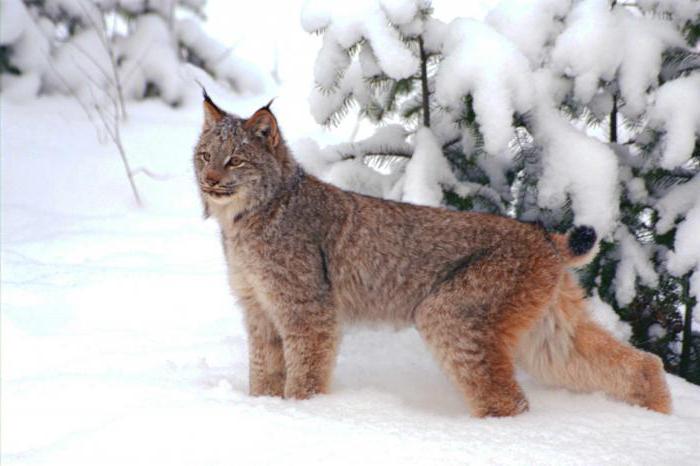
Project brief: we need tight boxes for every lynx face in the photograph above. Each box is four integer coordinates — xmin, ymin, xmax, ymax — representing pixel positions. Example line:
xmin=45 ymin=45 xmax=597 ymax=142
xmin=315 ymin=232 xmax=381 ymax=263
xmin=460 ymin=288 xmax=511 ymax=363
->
xmin=193 ymin=94 xmax=286 ymax=217
xmin=194 ymin=118 xmax=266 ymax=206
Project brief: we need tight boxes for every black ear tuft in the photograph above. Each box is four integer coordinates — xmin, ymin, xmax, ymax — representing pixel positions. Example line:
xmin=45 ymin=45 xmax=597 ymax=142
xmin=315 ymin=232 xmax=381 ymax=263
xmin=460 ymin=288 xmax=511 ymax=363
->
xmin=568 ymin=225 xmax=597 ymax=256
xmin=197 ymin=81 xmax=225 ymax=129
xmin=262 ymin=98 xmax=275 ymax=111
xmin=202 ymin=88 xmax=214 ymax=107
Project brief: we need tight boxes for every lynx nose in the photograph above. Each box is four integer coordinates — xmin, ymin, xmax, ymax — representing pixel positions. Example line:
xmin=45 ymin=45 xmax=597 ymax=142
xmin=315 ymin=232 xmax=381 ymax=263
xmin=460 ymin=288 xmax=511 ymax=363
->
xmin=204 ymin=170 xmax=222 ymax=187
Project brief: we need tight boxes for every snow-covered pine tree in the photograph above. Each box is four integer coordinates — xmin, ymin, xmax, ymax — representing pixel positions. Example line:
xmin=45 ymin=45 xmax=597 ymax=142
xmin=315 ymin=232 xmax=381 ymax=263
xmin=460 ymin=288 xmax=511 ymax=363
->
xmin=301 ymin=0 xmax=700 ymax=384
xmin=0 ymin=0 xmax=266 ymax=104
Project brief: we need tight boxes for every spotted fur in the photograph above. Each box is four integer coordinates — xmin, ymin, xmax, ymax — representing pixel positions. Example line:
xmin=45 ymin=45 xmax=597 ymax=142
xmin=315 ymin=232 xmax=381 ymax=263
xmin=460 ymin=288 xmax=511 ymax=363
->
xmin=193 ymin=97 xmax=671 ymax=417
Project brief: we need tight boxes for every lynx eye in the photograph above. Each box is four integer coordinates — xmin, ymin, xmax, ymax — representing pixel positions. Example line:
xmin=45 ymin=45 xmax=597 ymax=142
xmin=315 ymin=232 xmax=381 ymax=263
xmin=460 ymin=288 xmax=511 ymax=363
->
xmin=226 ymin=157 xmax=246 ymax=169
xmin=199 ymin=152 xmax=211 ymax=163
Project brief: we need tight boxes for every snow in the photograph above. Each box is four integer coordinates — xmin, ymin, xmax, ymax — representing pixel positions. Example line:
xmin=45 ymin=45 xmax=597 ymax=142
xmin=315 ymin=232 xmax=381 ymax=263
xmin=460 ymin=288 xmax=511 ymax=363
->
xmin=0 ymin=0 xmax=28 ymax=45
xmin=531 ymin=73 xmax=620 ymax=238
xmin=435 ymin=18 xmax=534 ymax=156
xmin=667 ymin=203 xmax=700 ymax=286
xmin=0 ymin=0 xmax=269 ymax=105
xmin=293 ymin=123 xmax=504 ymax=207
xmin=550 ymin=0 xmax=684 ymax=116
xmin=46 ymin=29 xmax=114 ymax=103
xmin=0 ymin=72 xmax=42 ymax=103
xmin=655 ymin=176 xmax=700 ymax=234
xmin=638 ymin=0 xmax=700 ymax=24
xmin=587 ymin=90 xmax=615 ymax=121
xmin=176 ymin=17 xmax=269 ymax=95
xmin=551 ymin=0 xmax=623 ymax=104
xmin=118 ymin=14 xmax=184 ymax=104
xmin=486 ymin=0 xmax=570 ymax=67
xmin=402 ymin=127 xmax=456 ymax=206
xmin=589 ymin=292 xmax=632 ymax=342
xmin=324 ymin=158 xmax=399 ymax=198
xmin=5 ymin=14 xmax=52 ymax=80
xmin=348 ymin=123 xmax=413 ymax=157
xmin=292 ymin=125 xmax=407 ymax=198
xmin=358 ymin=42 xmax=382 ymax=79
xmin=379 ymin=0 xmax=422 ymax=26
xmin=616 ymin=15 xmax=685 ymax=117
xmin=421 ymin=17 xmax=448 ymax=54
xmin=311 ymin=30 xmax=352 ymax=90
xmin=309 ymin=60 xmax=367 ymax=125
xmin=302 ymin=0 xmax=420 ymax=85
xmin=44 ymin=0 xmax=101 ymax=25
xmin=665 ymin=201 xmax=700 ymax=329
xmin=300 ymin=0 xmax=333 ymax=32
xmin=3 ymin=92 xmax=700 ymax=466
xmin=613 ymin=227 xmax=659 ymax=307
xmin=648 ymin=74 xmax=700 ymax=170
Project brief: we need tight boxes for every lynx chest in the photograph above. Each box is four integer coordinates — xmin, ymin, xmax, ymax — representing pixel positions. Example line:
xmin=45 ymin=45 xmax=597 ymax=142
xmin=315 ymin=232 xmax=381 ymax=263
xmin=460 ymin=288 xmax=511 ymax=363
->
xmin=221 ymin=224 xmax=329 ymax=313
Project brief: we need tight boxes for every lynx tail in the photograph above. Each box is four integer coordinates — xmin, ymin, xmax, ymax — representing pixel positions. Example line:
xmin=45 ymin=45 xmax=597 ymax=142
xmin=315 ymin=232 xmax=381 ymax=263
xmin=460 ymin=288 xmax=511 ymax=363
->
xmin=553 ymin=225 xmax=598 ymax=267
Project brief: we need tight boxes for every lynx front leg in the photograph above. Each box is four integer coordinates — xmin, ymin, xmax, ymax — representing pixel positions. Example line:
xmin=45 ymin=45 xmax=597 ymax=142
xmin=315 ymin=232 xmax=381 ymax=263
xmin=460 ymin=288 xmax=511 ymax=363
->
xmin=277 ymin=309 xmax=339 ymax=400
xmin=244 ymin=303 xmax=286 ymax=397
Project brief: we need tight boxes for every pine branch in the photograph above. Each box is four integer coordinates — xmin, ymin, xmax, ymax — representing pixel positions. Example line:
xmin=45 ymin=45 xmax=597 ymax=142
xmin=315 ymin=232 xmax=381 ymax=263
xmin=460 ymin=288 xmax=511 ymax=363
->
xmin=76 ymin=0 xmax=127 ymax=120
xmin=339 ymin=146 xmax=413 ymax=160
xmin=660 ymin=47 xmax=700 ymax=83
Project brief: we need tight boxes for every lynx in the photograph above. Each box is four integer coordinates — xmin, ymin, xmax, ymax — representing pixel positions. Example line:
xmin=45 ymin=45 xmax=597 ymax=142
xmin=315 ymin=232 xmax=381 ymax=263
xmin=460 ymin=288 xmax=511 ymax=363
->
xmin=193 ymin=92 xmax=671 ymax=417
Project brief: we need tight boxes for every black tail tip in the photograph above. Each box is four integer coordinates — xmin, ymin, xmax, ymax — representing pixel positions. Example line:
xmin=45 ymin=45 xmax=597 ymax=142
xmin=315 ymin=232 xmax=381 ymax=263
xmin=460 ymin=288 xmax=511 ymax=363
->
xmin=568 ymin=225 xmax=597 ymax=256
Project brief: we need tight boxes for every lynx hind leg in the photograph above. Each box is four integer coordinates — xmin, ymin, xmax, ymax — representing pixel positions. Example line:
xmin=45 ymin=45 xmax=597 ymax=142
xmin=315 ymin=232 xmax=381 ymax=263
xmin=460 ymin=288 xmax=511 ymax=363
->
xmin=244 ymin=304 xmax=286 ymax=397
xmin=414 ymin=288 xmax=531 ymax=418
xmin=517 ymin=274 xmax=672 ymax=414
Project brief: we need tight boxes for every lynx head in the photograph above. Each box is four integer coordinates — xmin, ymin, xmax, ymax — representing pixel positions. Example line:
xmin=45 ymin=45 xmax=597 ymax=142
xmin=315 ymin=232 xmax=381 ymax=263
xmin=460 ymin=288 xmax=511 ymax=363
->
xmin=193 ymin=91 xmax=296 ymax=219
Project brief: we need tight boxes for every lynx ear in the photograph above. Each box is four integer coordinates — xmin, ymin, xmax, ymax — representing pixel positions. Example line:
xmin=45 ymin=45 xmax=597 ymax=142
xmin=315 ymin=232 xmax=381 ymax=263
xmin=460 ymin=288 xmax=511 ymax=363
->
xmin=202 ymin=87 xmax=225 ymax=130
xmin=243 ymin=99 xmax=280 ymax=148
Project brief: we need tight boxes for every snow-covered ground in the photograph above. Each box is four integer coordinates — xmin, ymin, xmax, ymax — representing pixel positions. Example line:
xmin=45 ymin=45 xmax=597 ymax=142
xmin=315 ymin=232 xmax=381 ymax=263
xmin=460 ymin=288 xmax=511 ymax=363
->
xmin=2 ymin=95 xmax=700 ymax=465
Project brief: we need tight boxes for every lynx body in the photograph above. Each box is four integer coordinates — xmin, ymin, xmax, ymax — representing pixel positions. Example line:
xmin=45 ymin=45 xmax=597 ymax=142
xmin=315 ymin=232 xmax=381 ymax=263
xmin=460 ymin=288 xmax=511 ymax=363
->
xmin=194 ymin=95 xmax=671 ymax=417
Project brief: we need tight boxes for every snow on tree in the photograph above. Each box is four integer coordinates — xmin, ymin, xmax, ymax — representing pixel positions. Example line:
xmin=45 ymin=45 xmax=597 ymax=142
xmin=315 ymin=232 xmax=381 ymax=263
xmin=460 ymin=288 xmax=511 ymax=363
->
xmin=0 ymin=0 xmax=267 ymax=103
xmin=302 ymin=0 xmax=700 ymax=384
xmin=0 ymin=0 xmax=51 ymax=100
xmin=0 ymin=0 xmax=270 ymax=205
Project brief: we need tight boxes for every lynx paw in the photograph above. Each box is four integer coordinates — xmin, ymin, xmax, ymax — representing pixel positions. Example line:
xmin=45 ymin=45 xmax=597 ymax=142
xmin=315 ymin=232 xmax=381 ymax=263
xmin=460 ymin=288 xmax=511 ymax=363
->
xmin=475 ymin=394 xmax=530 ymax=418
xmin=637 ymin=355 xmax=672 ymax=414
xmin=250 ymin=371 xmax=285 ymax=398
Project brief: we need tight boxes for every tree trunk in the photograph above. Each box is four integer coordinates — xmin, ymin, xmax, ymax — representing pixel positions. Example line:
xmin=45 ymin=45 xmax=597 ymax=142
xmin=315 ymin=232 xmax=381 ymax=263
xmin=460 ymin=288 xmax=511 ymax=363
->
xmin=609 ymin=94 xmax=618 ymax=143
xmin=418 ymin=36 xmax=430 ymax=128
xmin=680 ymin=272 xmax=695 ymax=379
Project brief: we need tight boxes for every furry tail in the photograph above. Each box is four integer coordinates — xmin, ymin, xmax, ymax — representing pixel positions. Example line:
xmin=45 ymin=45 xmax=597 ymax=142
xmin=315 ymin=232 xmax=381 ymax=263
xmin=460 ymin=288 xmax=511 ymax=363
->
xmin=552 ymin=225 xmax=598 ymax=267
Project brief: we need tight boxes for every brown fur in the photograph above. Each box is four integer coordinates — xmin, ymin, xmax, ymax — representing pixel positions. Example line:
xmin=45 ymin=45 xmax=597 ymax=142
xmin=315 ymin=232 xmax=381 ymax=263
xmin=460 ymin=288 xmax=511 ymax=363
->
xmin=192 ymin=98 xmax=672 ymax=417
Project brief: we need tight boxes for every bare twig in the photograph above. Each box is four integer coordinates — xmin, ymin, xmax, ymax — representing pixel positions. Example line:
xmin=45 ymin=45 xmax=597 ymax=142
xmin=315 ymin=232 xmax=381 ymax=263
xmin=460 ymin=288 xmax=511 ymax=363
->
xmin=35 ymin=1 xmax=143 ymax=205
xmin=132 ymin=167 xmax=171 ymax=181
xmin=91 ymin=97 xmax=142 ymax=206
xmin=72 ymin=0 xmax=141 ymax=204
xmin=77 ymin=0 xmax=127 ymax=120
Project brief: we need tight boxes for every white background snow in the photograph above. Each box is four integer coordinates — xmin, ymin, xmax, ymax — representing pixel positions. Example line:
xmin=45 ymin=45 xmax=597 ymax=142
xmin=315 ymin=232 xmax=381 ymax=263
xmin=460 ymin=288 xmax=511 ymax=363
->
xmin=2 ymin=1 xmax=700 ymax=465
